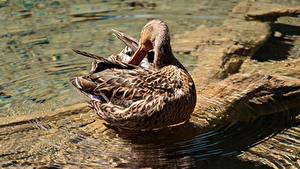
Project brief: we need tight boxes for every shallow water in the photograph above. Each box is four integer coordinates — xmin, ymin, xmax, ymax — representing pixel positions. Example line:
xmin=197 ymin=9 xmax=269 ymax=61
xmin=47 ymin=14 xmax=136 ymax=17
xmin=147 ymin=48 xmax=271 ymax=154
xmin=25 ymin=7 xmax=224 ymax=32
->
xmin=0 ymin=0 xmax=300 ymax=168
xmin=1 ymin=0 xmax=230 ymax=116
xmin=0 ymin=107 xmax=296 ymax=168
xmin=1 ymin=0 xmax=299 ymax=116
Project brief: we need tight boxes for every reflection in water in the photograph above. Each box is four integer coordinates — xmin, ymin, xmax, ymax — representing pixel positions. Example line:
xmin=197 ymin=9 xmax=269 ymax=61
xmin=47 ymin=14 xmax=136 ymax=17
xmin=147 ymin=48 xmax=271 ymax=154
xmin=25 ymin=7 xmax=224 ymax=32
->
xmin=31 ymin=110 xmax=295 ymax=168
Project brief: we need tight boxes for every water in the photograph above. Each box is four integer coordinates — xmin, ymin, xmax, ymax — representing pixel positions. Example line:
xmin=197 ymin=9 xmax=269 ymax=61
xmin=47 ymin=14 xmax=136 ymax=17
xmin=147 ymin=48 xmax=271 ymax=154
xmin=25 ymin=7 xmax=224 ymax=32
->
xmin=0 ymin=0 xmax=232 ymax=116
xmin=0 ymin=108 xmax=291 ymax=168
xmin=0 ymin=0 xmax=299 ymax=168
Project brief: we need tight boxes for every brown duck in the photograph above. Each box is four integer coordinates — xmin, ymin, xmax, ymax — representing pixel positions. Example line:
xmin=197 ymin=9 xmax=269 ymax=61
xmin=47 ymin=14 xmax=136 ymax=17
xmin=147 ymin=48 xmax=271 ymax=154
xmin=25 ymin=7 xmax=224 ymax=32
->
xmin=71 ymin=20 xmax=196 ymax=131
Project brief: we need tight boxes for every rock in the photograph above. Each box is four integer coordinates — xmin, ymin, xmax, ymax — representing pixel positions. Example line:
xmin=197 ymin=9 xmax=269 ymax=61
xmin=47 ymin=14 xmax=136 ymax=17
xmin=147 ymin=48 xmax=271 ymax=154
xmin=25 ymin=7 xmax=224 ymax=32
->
xmin=173 ymin=2 xmax=300 ymax=168
xmin=192 ymin=73 xmax=300 ymax=127
xmin=0 ymin=103 xmax=88 ymax=127
xmin=20 ymin=36 xmax=49 ymax=46
xmin=232 ymin=1 xmax=300 ymax=21
xmin=240 ymin=58 xmax=300 ymax=78
xmin=173 ymin=19 xmax=271 ymax=79
xmin=173 ymin=1 xmax=300 ymax=79
xmin=127 ymin=1 xmax=145 ymax=8
xmin=239 ymin=124 xmax=300 ymax=168
xmin=127 ymin=1 xmax=157 ymax=9
xmin=69 ymin=4 xmax=116 ymax=17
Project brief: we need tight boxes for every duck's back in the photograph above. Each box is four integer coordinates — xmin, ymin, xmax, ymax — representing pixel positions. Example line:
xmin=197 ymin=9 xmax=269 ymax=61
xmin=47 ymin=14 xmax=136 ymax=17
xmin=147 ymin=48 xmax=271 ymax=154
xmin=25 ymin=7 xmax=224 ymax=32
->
xmin=71 ymin=52 xmax=196 ymax=130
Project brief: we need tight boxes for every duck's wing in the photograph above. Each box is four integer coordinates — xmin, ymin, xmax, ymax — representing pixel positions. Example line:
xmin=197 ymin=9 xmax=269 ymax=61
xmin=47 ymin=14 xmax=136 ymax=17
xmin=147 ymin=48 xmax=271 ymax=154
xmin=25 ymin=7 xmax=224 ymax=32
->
xmin=112 ymin=29 xmax=138 ymax=52
xmin=71 ymin=65 xmax=195 ymax=130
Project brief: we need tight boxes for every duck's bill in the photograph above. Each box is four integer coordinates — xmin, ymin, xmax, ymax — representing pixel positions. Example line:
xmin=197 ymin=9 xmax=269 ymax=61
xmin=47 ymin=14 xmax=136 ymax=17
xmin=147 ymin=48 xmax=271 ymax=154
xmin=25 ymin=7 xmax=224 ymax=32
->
xmin=128 ymin=45 xmax=148 ymax=65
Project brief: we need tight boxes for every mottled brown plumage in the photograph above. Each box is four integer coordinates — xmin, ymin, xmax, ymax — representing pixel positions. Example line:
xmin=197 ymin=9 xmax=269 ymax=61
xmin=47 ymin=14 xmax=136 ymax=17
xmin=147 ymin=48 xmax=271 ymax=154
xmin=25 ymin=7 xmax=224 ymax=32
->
xmin=71 ymin=20 xmax=196 ymax=131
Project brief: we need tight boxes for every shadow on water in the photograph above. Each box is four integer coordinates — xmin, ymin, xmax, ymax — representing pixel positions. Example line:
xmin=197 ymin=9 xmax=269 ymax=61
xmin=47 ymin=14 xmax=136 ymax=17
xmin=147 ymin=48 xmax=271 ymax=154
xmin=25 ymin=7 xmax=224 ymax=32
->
xmin=38 ymin=109 xmax=297 ymax=168
xmin=251 ymin=22 xmax=300 ymax=62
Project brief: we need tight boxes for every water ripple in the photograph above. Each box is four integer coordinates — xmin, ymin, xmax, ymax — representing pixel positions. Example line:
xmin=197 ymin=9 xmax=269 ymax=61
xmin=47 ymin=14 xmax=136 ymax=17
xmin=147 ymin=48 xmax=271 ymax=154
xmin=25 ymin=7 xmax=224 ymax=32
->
xmin=25 ymin=110 xmax=296 ymax=168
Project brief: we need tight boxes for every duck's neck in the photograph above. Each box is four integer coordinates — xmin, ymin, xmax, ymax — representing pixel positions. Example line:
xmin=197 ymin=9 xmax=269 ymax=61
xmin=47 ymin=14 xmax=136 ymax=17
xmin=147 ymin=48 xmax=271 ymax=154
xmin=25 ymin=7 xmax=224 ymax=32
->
xmin=154 ymin=41 xmax=186 ymax=71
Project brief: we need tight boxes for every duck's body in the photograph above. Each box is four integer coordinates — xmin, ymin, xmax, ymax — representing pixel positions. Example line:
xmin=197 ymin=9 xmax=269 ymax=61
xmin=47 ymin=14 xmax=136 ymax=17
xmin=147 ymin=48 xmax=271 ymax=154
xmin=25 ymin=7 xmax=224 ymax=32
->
xmin=71 ymin=20 xmax=196 ymax=131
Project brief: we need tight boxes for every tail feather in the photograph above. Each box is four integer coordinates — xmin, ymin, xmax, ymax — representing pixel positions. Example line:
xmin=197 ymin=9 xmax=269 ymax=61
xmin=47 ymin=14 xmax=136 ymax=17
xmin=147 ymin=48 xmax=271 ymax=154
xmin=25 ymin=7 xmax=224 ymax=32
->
xmin=112 ymin=29 xmax=138 ymax=52
xmin=72 ymin=49 xmax=107 ymax=61
xmin=72 ymin=49 xmax=139 ymax=71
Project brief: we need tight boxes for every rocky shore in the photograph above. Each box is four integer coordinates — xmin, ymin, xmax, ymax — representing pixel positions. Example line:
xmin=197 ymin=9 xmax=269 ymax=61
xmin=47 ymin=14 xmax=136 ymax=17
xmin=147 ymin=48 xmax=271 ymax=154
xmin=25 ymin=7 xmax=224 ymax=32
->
xmin=173 ymin=1 xmax=300 ymax=167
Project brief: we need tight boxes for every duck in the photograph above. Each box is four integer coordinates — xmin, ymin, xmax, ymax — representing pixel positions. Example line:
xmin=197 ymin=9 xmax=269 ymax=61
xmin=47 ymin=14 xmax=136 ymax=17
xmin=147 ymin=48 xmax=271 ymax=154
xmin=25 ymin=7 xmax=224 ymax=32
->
xmin=70 ymin=20 xmax=196 ymax=131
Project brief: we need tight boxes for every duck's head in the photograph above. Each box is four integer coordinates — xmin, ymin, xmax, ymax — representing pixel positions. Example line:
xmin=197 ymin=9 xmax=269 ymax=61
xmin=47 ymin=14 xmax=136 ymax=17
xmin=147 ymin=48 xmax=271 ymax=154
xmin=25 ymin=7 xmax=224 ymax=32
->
xmin=129 ymin=20 xmax=180 ymax=69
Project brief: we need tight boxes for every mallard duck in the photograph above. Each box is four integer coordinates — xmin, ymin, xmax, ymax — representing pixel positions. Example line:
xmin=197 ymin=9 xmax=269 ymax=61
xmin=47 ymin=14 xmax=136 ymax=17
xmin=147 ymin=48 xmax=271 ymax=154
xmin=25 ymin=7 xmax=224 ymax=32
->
xmin=71 ymin=20 xmax=196 ymax=131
